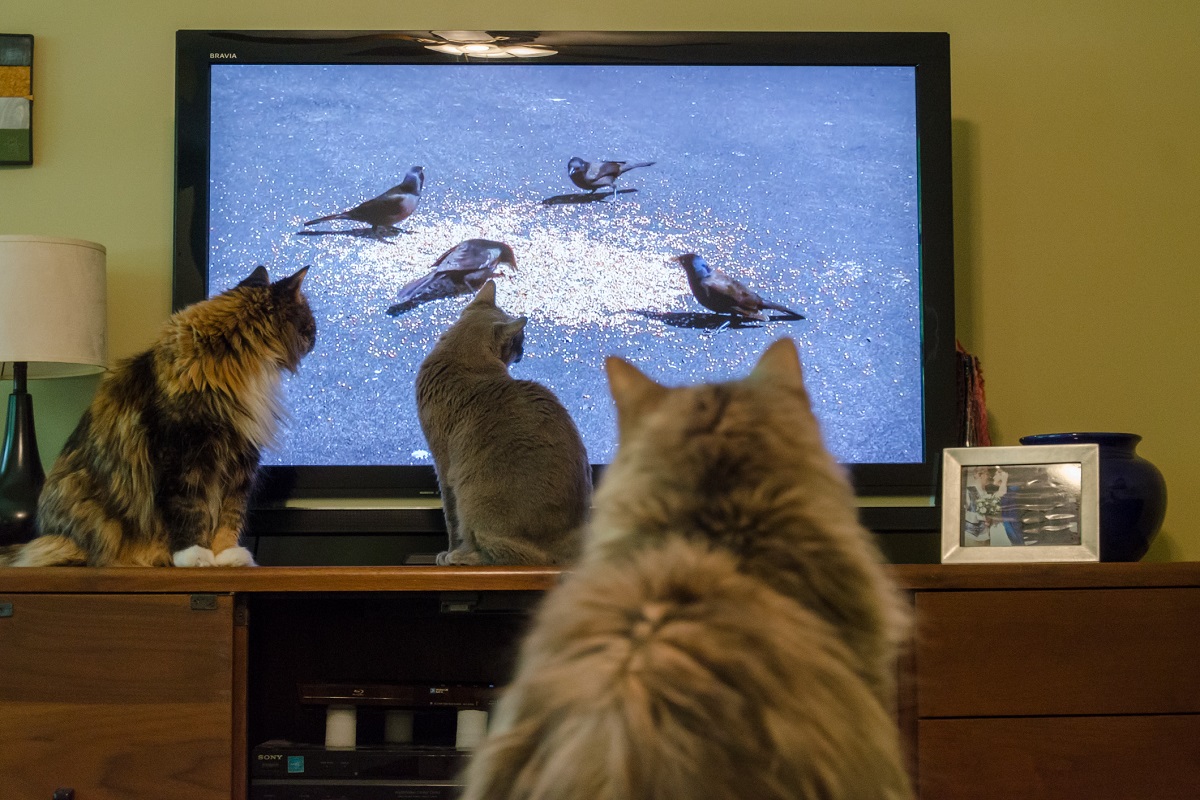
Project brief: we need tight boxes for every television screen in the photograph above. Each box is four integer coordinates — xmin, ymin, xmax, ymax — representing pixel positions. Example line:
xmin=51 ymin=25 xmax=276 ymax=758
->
xmin=175 ymin=31 xmax=956 ymax=530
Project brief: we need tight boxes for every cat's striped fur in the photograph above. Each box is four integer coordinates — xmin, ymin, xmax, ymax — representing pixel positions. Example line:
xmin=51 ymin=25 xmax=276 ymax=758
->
xmin=0 ymin=266 xmax=316 ymax=567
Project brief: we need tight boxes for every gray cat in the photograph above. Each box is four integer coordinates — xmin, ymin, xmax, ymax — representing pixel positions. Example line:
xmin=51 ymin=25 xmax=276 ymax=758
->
xmin=415 ymin=280 xmax=592 ymax=565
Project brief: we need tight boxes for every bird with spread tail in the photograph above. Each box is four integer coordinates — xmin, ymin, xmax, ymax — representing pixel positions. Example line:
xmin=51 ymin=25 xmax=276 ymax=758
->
xmin=386 ymin=239 xmax=518 ymax=316
xmin=674 ymin=253 xmax=805 ymax=321
xmin=303 ymin=165 xmax=425 ymax=238
xmin=567 ymin=157 xmax=655 ymax=198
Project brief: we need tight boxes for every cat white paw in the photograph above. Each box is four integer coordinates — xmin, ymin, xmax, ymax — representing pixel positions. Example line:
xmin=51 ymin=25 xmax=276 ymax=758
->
xmin=173 ymin=545 xmax=217 ymax=567
xmin=214 ymin=546 xmax=257 ymax=567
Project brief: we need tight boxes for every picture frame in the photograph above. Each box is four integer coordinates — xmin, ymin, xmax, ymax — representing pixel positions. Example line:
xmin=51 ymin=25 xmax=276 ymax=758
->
xmin=941 ymin=444 xmax=1100 ymax=563
xmin=0 ymin=33 xmax=33 ymax=166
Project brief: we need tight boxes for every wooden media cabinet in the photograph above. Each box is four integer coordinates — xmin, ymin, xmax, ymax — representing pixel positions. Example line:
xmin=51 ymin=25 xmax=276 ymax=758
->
xmin=1 ymin=562 xmax=1198 ymax=799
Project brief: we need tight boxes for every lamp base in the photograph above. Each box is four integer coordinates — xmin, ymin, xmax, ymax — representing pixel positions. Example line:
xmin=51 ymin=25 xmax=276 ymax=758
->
xmin=0 ymin=369 xmax=45 ymax=547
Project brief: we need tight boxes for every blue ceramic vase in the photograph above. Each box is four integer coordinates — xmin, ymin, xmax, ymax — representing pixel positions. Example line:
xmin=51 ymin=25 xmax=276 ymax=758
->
xmin=1019 ymin=432 xmax=1167 ymax=561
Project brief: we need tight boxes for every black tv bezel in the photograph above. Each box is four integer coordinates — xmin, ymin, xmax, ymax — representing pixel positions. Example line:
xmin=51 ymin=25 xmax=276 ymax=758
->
xmin=174 ymin=29 xmax=956 ymax=528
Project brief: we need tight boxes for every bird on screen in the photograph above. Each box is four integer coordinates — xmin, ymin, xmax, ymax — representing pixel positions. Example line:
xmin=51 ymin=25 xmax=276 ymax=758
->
xmin=567 ymin=157 xmax=655 ymax=198
xmin=386 ymin=239 xmax=518 ymax=316
xmin=674 ymin=253 xmax=805 ymax=321
xmin=303 ymin=165 xmax=425 ymax=238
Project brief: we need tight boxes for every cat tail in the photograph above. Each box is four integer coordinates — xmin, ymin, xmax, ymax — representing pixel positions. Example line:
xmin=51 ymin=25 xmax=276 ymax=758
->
xmin=457 ymin=538 xmax=913 ymax=800
xmin=476 ymin=528 xmax=583 ymax=566
xmin=0 ymin=535 xmax=88 ymax=567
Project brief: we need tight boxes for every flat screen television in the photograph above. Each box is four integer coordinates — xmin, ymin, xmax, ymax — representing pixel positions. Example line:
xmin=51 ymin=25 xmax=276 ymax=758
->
xmin=173 ymin=30 xmax=956 ymax=548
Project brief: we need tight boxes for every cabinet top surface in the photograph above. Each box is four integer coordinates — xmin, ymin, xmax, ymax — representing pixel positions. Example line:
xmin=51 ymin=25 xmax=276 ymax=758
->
xmin=0 ymin=565 xmax=563 ymax=593
xmin=1 ymin=561 xmax=1198 ymax=594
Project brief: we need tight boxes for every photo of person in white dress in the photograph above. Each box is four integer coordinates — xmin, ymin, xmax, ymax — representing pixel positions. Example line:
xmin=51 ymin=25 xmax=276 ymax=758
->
xmin=961 ymin=463 xmax=1082 ymax=547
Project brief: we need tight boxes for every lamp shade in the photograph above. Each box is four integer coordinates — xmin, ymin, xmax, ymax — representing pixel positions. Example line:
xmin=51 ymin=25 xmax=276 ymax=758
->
xmin=0 ymin=235 xmax=108 ymax=378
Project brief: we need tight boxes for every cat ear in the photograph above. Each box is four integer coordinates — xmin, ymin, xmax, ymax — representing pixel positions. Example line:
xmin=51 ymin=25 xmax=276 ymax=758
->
xmin=497 ymin=316 xmax=527 ymax=341
xmin=605 ymin=357 xmax=667 ymax=422
xmin=274 ymin=266 xmax=311 ymax=300
xmin=497 ymin=316 xmax=526 ymax=364
xmin=472 ymin=280 xmax=497 ymax=306
xmin=750 ymin=338 xmax=805 ymax=390
xmin=238 ymin=265 xmax=270 ymax=288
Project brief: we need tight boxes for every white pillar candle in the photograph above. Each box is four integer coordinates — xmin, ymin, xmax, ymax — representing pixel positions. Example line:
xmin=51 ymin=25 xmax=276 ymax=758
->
xmin=324 ymin=704 xmax=357 ymax=748
xmin=384 ymin=709 xmax=415 ymax=744
xmin=455 ymin=708 xmax=489 ymax=750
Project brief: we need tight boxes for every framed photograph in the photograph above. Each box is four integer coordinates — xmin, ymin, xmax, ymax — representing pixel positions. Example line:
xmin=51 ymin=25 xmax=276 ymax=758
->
xmin=941 ymin=444 xmax=1100 ymax=563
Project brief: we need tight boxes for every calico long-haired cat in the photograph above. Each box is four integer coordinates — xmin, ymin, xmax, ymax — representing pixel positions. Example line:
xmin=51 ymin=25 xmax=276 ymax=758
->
xmin=415 ymin=280 xmax=591 ymax=566
xmin=457 ymin=338 xmax=913 ymax=800
xmin=0 ymin=265 xmax=316 ymax=568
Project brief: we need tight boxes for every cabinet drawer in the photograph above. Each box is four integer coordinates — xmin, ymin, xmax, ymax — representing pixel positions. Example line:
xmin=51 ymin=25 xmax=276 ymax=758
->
xmin=915 ymin=588 xmax=1200 ymax=717
xmin=918 ymin=715 xmax=1200 ymax=800
xmin=0 ymin=593 xmax=235 ymax=800
xmin=0 ymin=593 xmax=234 ymax=702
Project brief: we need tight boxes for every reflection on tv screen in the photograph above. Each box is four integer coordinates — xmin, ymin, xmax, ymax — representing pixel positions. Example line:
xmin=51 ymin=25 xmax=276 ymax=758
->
xmin=207 ymin=63 xmax=924 ymax=468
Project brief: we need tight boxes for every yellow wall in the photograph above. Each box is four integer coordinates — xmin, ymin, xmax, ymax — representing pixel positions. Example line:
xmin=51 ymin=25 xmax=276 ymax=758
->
xmin=2 ymin=1 xmax=1198 ymax=560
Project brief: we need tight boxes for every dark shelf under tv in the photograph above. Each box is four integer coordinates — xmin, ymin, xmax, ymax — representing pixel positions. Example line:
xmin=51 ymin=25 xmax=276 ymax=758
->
xmin=248 ymin=503 xmax=937 ymax=536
